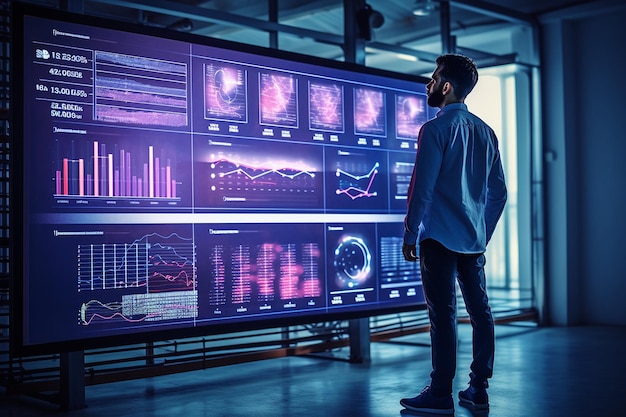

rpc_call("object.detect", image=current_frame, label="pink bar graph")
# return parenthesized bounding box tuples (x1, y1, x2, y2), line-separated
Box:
(55, 141, 179, 200)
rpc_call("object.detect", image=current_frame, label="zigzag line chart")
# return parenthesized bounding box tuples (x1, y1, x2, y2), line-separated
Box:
(77, 232, 196, 292)
(335, 162, 379, 200)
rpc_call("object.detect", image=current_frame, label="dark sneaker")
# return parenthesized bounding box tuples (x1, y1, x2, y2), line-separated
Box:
(400, 386, 454, 415)
(458, 385, 489, 410)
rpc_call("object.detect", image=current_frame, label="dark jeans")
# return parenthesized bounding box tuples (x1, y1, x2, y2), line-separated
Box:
(419, 238, 495, 395)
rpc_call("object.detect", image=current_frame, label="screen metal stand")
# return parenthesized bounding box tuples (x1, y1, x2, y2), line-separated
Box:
(59, 351, 86, 410)
(348, 318, 371, 363)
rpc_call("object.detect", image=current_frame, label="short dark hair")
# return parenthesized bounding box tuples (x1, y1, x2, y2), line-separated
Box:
(435, 54, 478, 99)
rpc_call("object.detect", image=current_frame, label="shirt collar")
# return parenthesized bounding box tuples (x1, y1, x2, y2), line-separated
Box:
(436, 102, 468, 117)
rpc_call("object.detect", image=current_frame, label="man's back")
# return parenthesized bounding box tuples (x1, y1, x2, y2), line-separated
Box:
(405, 103, 506, 253)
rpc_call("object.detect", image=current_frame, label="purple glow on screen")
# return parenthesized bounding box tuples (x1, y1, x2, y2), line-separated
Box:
(19, 9, 427, 351)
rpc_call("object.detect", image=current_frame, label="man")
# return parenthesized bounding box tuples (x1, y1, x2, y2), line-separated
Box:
(400, 54, 507, 415)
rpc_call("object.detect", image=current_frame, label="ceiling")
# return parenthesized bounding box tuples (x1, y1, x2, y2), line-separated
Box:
(20, 0, 597, 75)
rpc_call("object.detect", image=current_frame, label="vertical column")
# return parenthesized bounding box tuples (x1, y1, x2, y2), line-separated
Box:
(269, 0, 278, 49)
(120, 149, 126, 196)
(343, 0, 366, 65)
(148, 145, 154, 198)
(93, 140, 99, 197)
(348, 317, 371, 363)
(59, 351, 86, 410)
(344, 0, 370, 364)
(439, 0, 456, 54)
(108, 153, 113, 197)
(62, 158, 69, 195)
(155, 157, 160, 198)
(125, 152, 131, 197)
(78, 158, 84, 196)
(100, 143, 106, 197)
(166, 163, 172, 198)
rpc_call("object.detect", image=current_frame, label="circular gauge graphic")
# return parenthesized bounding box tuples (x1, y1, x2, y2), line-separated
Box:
(214, 68, 239, 104)
(333, 236, 372, 288)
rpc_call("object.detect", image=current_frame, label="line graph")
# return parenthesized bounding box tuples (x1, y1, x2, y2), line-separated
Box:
(335, 162, 379, 200)
(79, 290, 198, 325)
(196, 139, 324, 209)
(78, 232, 196, 292)
(325, 148, 389, 211)
(215, 158, 316, 182)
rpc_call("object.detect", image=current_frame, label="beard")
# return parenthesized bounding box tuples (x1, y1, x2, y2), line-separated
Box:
(427, 84, 445, 108)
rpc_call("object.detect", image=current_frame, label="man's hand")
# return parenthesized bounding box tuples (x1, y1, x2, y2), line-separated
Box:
(402, 243, 418, 262)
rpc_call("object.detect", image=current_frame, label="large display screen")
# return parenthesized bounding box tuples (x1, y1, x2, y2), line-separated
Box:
(11, 4, 434, 354)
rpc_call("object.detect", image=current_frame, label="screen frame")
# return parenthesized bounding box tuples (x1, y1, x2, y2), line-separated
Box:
(10, 2, 431, 356)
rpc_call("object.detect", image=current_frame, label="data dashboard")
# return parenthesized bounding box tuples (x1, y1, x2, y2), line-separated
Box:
(13, 4, 433, 353)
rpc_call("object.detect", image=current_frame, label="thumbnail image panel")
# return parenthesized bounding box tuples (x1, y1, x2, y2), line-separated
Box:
(46, 128, 192, 211)
(353, 87, 386, 137)
(26, 223, 197, 345)
(196, 223, 326, 319)
(395, 93, 428, 140)
(377, 222, 424, 306)
(325, 223, 378, 308)
(204, 62, 248, 123)
(94, 51, 188, 128)
(324, 147, 389, 212)
(388, 151, 416, 213)
(259, 71, 298, 128)
(194, 136, 324, 211)
(308, 81, 344, 133)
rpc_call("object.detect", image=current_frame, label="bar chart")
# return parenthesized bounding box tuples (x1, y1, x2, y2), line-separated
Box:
(54, 138, 182, 202)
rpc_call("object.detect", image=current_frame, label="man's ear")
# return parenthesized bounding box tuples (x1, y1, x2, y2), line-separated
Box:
(442, 81, 452, 95)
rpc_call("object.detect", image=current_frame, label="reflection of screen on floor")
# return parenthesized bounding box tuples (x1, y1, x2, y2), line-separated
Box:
(12, 3, 434, 354)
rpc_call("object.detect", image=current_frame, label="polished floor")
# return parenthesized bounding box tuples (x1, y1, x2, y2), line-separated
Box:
(1, 323, 625, 417)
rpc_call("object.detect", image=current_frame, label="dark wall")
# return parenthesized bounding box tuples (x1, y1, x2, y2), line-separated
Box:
(542, 2, 626, 325)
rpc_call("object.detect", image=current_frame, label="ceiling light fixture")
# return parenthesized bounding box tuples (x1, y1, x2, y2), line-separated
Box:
(397, 53, 418, 62)
(412, 0, 438, 17)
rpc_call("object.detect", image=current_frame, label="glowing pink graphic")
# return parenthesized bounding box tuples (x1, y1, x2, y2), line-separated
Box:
(396, 94, 427, 139)
(205, 64, 247, 121)
(333, 236, 372, 289)
(354, 87, 386, 136)
(259, 73, 298, 126)
(209, 245, 226, 306)
(210, 156, 316, 183)
(309, 82, 344, 132)
(302, 243, 322, 298)
(207, 241, 322, 308)
(256, 243, 277, 301)
(203, 144, 323, 209)
(231, 245, 252, 304)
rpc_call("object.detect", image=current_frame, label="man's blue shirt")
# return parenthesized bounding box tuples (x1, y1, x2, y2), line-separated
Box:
(403, 103, 507, 253)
